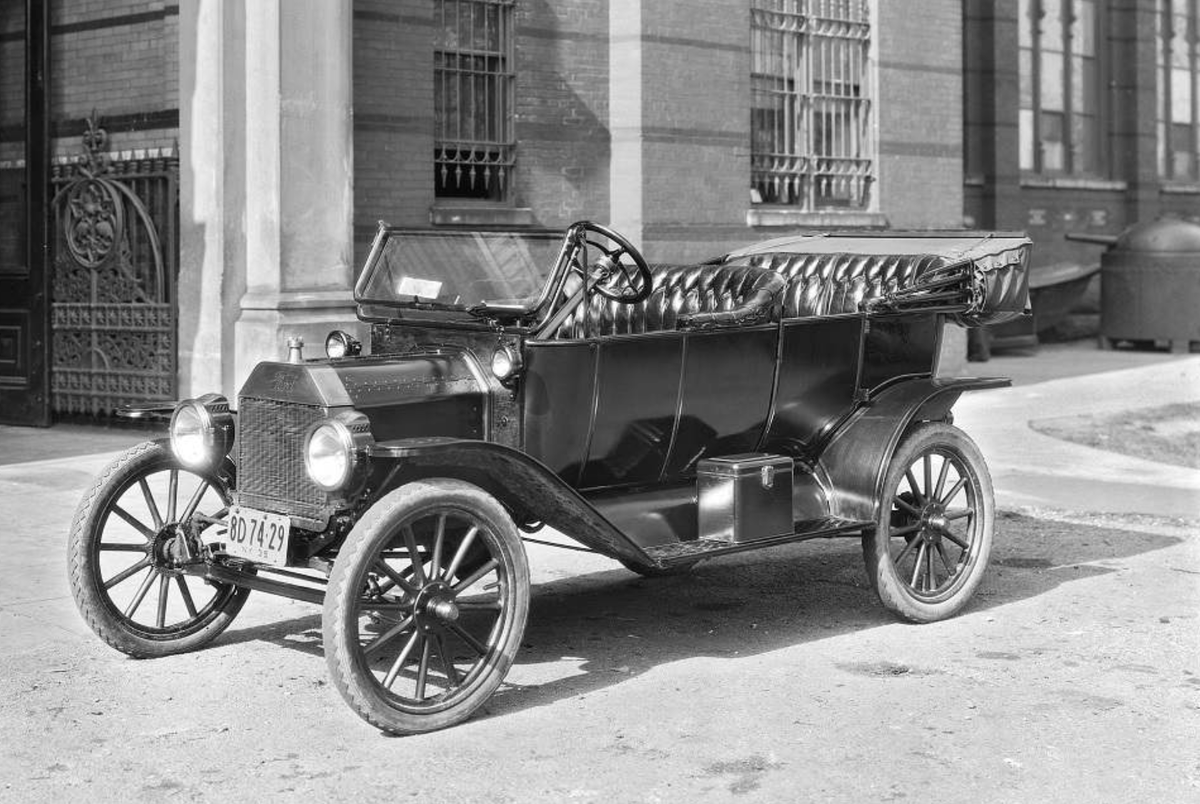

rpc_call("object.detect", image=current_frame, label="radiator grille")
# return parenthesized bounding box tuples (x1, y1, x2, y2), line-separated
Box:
(234, 397, 329, 523)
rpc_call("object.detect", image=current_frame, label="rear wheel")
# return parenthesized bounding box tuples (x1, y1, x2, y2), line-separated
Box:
(67, 441, 250, 657)
(323, 479, 530, 734)
(862, 423, 994, 622)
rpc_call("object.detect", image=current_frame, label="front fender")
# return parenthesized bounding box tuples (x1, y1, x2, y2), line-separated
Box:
(370, 437, 655, 567)
(817, 377, 1009, 523)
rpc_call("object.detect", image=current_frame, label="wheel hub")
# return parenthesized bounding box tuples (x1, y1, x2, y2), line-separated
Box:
(150, 524, 194, 571)
(414, 581, 459, 632)
(919, 503, 948, 542)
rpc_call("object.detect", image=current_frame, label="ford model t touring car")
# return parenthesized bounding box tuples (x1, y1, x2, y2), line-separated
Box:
(68, 221, 1030, 733)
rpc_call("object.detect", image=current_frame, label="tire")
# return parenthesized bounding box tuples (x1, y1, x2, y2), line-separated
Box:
(323, 479, 530, 735)
(862, 422, 994, 623)
(67, 440, 250, 658)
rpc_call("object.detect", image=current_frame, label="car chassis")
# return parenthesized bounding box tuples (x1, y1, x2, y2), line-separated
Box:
(69, 220, 1031, 734)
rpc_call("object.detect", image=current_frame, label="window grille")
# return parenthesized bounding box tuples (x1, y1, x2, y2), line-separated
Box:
(1157, 0, 1200, 180)
(750, 0, 874, 210)
(434, 0, 515, 201)
(1018, 0, 1103, 175)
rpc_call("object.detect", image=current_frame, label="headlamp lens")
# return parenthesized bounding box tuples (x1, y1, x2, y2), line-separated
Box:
(170, 403, 211, 468)
(305, 422, 352, 491)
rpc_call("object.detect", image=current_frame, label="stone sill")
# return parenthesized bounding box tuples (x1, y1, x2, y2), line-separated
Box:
(747, 208, 889, 229)
(1020, 176, 1128, 191)
(430, 204, 535, 227)
(1160, 182, 1200, 195)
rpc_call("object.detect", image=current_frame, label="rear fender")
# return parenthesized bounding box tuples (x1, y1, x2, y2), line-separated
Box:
(367, 437, 654, 567)
(817, 377, 1009, 523)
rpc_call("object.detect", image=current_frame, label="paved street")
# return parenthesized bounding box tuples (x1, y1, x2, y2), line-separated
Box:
(1, 344, 1198, 803)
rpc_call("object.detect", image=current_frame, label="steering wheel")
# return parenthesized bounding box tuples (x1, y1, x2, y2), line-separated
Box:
(568, 221, 653, 304)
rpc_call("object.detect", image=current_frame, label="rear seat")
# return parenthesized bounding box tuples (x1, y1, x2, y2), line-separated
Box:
(555, 262, 785, 339)
(724, 252, 949, 318)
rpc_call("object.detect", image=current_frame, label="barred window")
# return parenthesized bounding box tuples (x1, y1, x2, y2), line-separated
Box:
(750, 0, 874, 210)
(1157, 0, 1200, 180)
(434, 0, 515, 201)
(1018, 0, 1103, 175)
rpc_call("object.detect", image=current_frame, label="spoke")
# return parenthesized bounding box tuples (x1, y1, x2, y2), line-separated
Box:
(893, 496, 922, 517)
(363, 615, 417, 658)
(944, 507, 974, 521)
(890, 523, 922, 537)
(156, 573, 170, 628)
(935, 541, 957, 577)
(166, 469, 179, 523)
(893, 534, 919, 565)
(443, 525, 480, 582)
(104, 557, 152, 590)
(98, 542, 148, 553)
(452, 558, 499, 596)
(909, 542, 928, 589)
(436, 634, 460, 686)
(382, 632, 422, 689)
(925, 541, 938, 591)
(356, 600, 410, 612)
(124, 568, 158, 619)
(447, 621, 488, 656)
(923, 454, 933, 502)
(401, 525, 426, 586)
(941, 529, 970, 551)
(904, 468, 923, 503)
(456, 598, 502, 611)
(934, 456, 951, 503)
(939, 477, 967, 506)
(175, 576, 198, 618)
(112, 504, 157, 542)
(138, 479, 164, 530)
(414, 638, 432, 701)
(180, 480, 211, 525)
(430, 514, 447, 580)
(372, 560, 419, 597)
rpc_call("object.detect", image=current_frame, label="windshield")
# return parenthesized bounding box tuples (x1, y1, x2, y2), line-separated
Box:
(355, 228, 567, 320)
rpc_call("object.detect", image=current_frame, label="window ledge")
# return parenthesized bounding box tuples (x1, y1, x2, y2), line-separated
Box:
(1160, 182, 1200, 195)
(747, 208, 889, 229)
(1020, 176, 1128, 191)
(430, 204, 535, 227)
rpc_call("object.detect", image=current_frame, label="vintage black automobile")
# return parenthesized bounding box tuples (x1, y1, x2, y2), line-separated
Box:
(68, 221, 1030, 734)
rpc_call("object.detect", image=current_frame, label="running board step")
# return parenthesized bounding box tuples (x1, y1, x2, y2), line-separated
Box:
(643, 517, 870, 567)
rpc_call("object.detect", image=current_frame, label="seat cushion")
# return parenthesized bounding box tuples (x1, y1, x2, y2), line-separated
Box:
(555, 263, 785, 339)
(727, 252, 949, 318)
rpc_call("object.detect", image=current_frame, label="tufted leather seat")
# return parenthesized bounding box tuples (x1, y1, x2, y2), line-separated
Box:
(555, 263, 786, 339)
(725, 252, 949, 319)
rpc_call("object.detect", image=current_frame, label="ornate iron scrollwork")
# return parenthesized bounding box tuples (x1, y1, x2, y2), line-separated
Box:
(50, 113, 179, 416)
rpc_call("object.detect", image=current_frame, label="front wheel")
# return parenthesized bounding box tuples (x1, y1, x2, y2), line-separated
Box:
(67, 441, 250, 657)
(862, 422, 994, 622)
(323, 479, 530, 734)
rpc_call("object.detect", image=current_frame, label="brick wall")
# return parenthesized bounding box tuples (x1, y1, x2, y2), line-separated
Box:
(47, 2, 179, 159)
(876, 0, 964, 229)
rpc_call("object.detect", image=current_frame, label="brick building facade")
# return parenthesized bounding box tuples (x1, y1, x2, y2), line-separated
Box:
(0, 0, 1196, 423)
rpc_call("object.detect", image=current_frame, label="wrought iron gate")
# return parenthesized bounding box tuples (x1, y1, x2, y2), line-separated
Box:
(50, 118, 178, 416)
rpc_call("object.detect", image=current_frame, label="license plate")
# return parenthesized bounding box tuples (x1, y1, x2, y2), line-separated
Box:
(225, 506, 291, 566)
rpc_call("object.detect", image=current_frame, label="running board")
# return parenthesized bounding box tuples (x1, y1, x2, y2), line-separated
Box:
(643, 517, 869, 567)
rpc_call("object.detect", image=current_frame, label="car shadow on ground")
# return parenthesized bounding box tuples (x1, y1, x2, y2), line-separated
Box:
(212, 511, 1184, 720)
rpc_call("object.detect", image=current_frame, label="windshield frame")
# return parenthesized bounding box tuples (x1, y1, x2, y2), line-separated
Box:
(353, 223, 575, 328)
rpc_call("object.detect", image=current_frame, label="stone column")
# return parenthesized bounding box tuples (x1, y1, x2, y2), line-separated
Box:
(609, 0, 644, 250)
(177, 0, 227, 398)
(233, 0, 356, 392)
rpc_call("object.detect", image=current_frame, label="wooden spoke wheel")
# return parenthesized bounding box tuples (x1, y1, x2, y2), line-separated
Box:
(67, 441, 250, 657)
(863, 423, 994, 622)
(323, 479, 530, 735)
